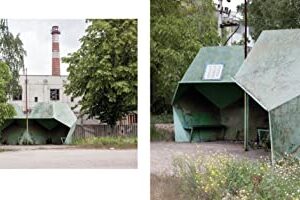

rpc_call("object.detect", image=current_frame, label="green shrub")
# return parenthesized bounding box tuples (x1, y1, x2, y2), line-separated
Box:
(173, 153, 300, 200)
(151, 125, 174, 141)
(73, 136, 137, 149)
(151, 114, 173, 124)
(151, 125, 166, 141)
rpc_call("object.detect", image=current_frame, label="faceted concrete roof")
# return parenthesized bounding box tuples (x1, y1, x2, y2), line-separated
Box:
(234, 29, 300, 111)
(180, 46, 244, 83)
(172, 46, 244, 105)
(11, 102, 77, 128)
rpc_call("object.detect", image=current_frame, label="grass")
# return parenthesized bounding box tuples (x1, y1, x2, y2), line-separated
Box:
(152, 153, 300, 200)
(0, 148, 16, 153)
(151, 174, 182, 200)
(150, 125, 174, 141)
(151, 114, 173, 124)
(72, 136, 137, 149)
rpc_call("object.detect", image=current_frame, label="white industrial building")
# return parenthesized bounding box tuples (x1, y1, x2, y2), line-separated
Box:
(9, 75, 80, 114)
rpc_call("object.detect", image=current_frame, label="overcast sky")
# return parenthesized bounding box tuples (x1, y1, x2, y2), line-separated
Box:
(8, 19, 87, 75)
(213, 0, 243, 12)
(7, 1, 242, 75)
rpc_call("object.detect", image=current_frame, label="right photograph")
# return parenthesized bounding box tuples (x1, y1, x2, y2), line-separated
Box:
(151, 0, 300, 199)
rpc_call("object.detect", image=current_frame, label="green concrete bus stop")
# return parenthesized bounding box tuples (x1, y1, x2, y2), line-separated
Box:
(0, 102, 77, 145)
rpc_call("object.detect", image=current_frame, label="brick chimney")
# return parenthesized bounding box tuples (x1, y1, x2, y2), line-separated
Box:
(51, 26, 61, 76)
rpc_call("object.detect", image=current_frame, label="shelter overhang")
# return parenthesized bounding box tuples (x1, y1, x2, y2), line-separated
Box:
(234, 29, 300, 111)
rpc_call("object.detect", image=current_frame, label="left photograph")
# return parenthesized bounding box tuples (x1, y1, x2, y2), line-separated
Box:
(0, 19, 137, 168)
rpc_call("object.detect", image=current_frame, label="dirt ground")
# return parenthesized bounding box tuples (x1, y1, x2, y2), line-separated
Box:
(0, 145, 137, 169)
(151, 141, 270, 175)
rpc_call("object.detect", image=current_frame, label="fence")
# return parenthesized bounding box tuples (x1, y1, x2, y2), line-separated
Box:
(73, 124, 137, 140)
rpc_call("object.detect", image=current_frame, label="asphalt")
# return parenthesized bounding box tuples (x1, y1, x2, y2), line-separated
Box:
(0, 145, 137, 169)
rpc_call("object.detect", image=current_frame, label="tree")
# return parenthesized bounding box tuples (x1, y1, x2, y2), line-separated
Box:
(237, 0, 300, 40)
(151, 0, 221, 114)
(0, 19, 26, 96)
(0, 61, 16, 128)
(63, 19, 137, 126)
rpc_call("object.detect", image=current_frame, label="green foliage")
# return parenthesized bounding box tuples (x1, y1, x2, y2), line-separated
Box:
(63, 19, 137, 126)
(150, 124, 174, 141)
(151, 0, 220, 114)
(0, 19, 26, 96)
(151, 114, 173, 124)
(72, 136, 137, 149)
(151, 125, 166, 141)
(237, 0, 300, 40)
(0, 61, 16, 128)
(173, 153, 300, 200)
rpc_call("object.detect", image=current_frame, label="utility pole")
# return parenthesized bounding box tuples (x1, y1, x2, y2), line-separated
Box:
(244, 0, 248, 58)
(218, 0, 223, 38)
(25, 68, 29, 135)
(244, 0, 249, 151)
(217, 0, 238, 46)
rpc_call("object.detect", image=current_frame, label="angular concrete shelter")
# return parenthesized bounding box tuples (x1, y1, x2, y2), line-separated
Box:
(234, 29, 300, 161)
(172, 46, 269, 143)
(0, 102, 77, 145)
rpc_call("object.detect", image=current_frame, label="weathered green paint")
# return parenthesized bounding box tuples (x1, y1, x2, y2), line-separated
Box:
(270, 96, 300, 160)
(175, 87, 221, 128)
(194, 83, 243, 109)
(1, 103, 77, 145)
(35, 119, 60, 130)
(235, 29, 300, 111)
(180, 46, 244, 83)
(244, 93, 249, 151)
(234, 29, 300, 162)
(173, 107, 190, 142)
(65, 122, 77, 144)
(173, 46, 245, 142)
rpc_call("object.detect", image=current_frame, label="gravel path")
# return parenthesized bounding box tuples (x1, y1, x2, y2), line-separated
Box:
(0, 145, 137, 169)
(151, 142, 270, 175)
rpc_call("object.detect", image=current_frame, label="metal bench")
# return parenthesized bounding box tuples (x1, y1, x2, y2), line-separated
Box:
(185, 124, 226, 142)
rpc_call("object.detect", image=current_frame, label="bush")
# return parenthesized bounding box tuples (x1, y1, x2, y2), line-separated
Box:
(72, 136, 137, 149)
(172, 153, 300, 200)
(151, 125, 174, 141)
(151, 114, 173, 124)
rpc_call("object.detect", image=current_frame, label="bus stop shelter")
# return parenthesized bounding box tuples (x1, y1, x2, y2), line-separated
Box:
(234, 29, 300, 162)
(0, 102, 77, 145)
(172, 46, 269, 143)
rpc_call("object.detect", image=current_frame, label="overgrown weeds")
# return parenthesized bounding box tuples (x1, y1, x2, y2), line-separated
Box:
(151, 174, 182, 200)
(72, 136, 137, 149)
(167, 153, 300, 200)
(150, 125, 173, 141)
(151, 114, 173, 124)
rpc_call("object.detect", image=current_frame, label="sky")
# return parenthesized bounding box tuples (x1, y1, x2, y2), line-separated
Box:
(213, 0, 244, 13)
(6, 1, 243, 76)
(8, 19, 87, 75)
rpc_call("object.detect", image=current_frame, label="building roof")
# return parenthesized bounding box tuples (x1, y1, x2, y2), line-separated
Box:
(172, 46, 244, 105)
(180, 46, 244, 83)
(11, 102, 77, 128)
(234, 29, 300, 111)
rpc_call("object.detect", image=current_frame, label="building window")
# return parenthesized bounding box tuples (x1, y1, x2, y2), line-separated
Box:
(71, 97, 74, 102)
(34, 97, 38, 102)
(13, 91, 22, 101)
(50, 89, 60, 101)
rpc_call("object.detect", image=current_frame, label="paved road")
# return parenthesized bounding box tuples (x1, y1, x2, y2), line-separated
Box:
(151, 142, 270, 175)
(0, 146, 137, 169)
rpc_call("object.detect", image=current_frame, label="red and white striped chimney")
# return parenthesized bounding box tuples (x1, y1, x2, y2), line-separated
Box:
(51, 26, 61, 76)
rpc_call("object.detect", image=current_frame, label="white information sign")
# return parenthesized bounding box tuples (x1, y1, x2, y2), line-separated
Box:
(203, 64, 224, 80)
